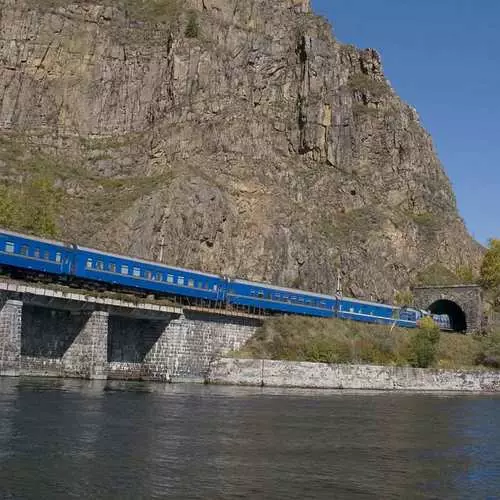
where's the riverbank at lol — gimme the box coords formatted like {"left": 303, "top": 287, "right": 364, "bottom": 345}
{"left": 236, "top": 315, "right": 500, "bottom": 370}
{"left": 206, "top": 358, "right": 500, "bottom": 392}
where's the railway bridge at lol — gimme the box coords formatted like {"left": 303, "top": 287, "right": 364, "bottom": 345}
{"left": 412, "top": 284, "right": 483, "bottom": 334}
{"left": 0, "top": 280, "right": 261, "bottom": 381}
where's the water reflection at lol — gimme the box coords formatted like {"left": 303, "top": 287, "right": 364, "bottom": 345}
{"left": 0, "top": 379, "right": 499, "bottom": 499}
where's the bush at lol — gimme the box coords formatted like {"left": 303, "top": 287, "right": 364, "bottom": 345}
{"left": 394, "top": 290, "right": 414, "bottom": 307}
{"left": 185, "top": 11, "right": 199, "bottom": 38}
{"left": 0, "top": 179, "right": 61, "bottom": 238}
{"left": 480, "top": 239, "right": 500, "bottom": 306}
{"left": 475, "top": 329, "right": 500, "bottom": 368}
{"left": 408, "top": 317, "right": 440, "bottom": 368}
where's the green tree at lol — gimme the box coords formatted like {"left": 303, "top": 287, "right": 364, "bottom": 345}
{"left": 480, "top": 239, "right": 500, "bottom": 290}
{"left": 0, "top": 179, "right": 60, "bottom": 237}
{"left": 408, "top": 316, "right": 440, "bottom": 368}
{"left": 0, "top": 186, "right": 18, "bottom": 227}
{"left": 24, "top": 179, "right": 60, "bottom": 237}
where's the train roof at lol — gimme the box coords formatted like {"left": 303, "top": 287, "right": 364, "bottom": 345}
{"left": 231, "top": 278, "right": 398, "bottom": 308}
{"left": 0, "top": 228, "right": 67, "bottom": 248}
{"left": 0, "top": 227, "right": 221, "bottom": 279}
{"left": 77, "top": 245, "right": 222, "bottom": 279}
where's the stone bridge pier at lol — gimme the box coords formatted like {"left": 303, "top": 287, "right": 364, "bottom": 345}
{"left": 412, "top": 285, "right": 483, "bottom": 334}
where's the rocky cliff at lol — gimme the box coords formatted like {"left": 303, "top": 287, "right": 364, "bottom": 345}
{"left": 0, "top": 0, "right": 483, "bottom": 300}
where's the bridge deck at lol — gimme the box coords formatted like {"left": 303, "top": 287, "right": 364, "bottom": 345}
{"left": 0, "top": 279, "right": 265, "bottom": 321}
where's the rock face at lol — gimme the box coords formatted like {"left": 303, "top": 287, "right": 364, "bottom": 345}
{"left": 0, "top": 0, "right": 483, "bottom": 300}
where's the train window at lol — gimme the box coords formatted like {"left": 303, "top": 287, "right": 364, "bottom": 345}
{"left": 203, "top": 282, "right": 209, "bottom": 289}
{"left": 188, "top": 279, "right": 194, "bottom": 288}
{"left": 178, "top": 277, "right": 185, "bottom": 286}
{"left": 109, "top": 263, "right": 116, "bottom": 273}
{"left": 121, "top": 265, "right": 129, "bottom": 275}
{"left": 197, "top": 281, "right": 202, "bottom": 289}
{"left": 44, "top": 250, "right": 50, "bottom": 260}
{"left": 258, "top": 291, "right": 264, "bottom": 298}
{"left": 20, "top": 245, "right": 28, "bottom": 256}
{"left": 167, "top": 274, "right": 174, "bottom": 284}
{"left": 86, "top": 258, "right": 93, "bottom": 269}
{"left": 213, "top": 284, "right": 218, "bottom": 291}
{"left": 55, "top": 252, "right": 62, "bottom": 263}
{"left": 145, "top": 270, "right": 152, "bottom": 280}
{"left": 250, "top": 291, "right": 256, "bottom": 296}
{"left": 96, "top": 260, "right": 104, "bottom": 270}
{"left": 34, "top": 248, "right": 40, "bottom": 258}
{"left": 4, "top": 242, "right": 15, "bottom": 253}
{"left": 133, "top": 267, "right": 141, "bottom": 277}
{"left": 156, "top": 273, "right": 162, "bottom": 282}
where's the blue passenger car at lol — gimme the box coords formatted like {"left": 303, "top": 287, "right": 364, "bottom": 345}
{"left": 73, "top": 246, "right": 225, "bottom": 302}
{"left": 227, "top": 279, "right": 336, "bottom": 317}
{"left": 0, "top": 229, "right": 73, "bottom": 276}
{"left": 337, "top": 297, "right": 396, "bottom": 324}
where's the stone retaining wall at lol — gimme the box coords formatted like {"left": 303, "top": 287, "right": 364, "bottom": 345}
{"left": 207, "top": 358, "right": 500, "bottom": 392}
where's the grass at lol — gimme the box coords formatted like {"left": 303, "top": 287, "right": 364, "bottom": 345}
{"left": 233, "top": 315, "right": 500, "bottom": 370}
{"left": 415, "top": 264, "right": 464, "bottom": 287}
{"left": 347, "top": 73, "right": 390, "bottom": 99}
{"left": 0, "top": 131, "right": 172, "bottom": 241}
{"left": 26, "top": 0, "right": 183, "bottom": 24}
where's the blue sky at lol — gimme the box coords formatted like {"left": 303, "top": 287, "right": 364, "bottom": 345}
{"left": 311, "top": 0, "right": 499, "bottom": 245}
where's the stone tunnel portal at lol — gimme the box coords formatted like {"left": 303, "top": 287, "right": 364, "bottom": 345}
{"left": 429, "top": 300, "right": 467, "bottom": 333}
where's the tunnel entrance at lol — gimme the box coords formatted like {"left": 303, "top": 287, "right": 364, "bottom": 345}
{"left": 429, "top": 300, "right": 467, "bottom": 333}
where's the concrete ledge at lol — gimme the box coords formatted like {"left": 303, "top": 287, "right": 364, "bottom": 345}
{"left": 0, "top": 279, "right": 183, "bottom": 315}
{"left": 207, "top": 358, "right": 500, "bottom": 392}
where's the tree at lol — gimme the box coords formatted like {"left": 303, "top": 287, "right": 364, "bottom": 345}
{"left": 480, "top": 239, "right": 500, "bottom": 310}
{"left": 408, "top": 316, "right": 440, "bottom": 368}
{"left": 480, "top": 239, "right": 500, "bottom": 290}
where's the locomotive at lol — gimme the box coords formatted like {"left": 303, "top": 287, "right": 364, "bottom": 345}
{"left": 0, "top": 228, "right": 451, "bottom": 330}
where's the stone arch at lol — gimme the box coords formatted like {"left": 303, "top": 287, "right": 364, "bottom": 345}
{"left": 428, "top": 299, "right": 467, "bottom": 333}
{"left": 412, "top": 285, "right": 483, "bottom": 334}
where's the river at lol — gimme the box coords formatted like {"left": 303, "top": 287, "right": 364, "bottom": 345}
{"left": 0, "top": 378, "right": 499, "bottom": 499}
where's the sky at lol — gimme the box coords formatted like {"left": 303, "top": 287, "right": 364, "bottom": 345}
{"left": 311, "top": 0, "right": 499, "bottom": 245}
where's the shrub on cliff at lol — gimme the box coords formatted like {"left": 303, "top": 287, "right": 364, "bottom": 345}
{"left": 408, "top": 317, "right": 440, "bottom": 368}
{"left": 480, "top": 239, "right": 500, "bottom": 307}
{"left": 185, "top": 11, "right": 199, "bottom": 38}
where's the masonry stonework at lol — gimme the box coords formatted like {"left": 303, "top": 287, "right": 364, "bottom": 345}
{"left": 412, "top": 285, "right": 483, "bottom": 333}
{"left": 62, "top": 311, "right": 109, "bottom": 380}
{"left": 108, "top": 312, "right": 260, "bottom": 382}
{"left": 208, "top": 358, "right": 500, "bottom": 392}
{"left": 0, "top": 287, "right": 261, "bottom": 382}
{"left": 0, "top": 299, "right": 22, "bottom": 376}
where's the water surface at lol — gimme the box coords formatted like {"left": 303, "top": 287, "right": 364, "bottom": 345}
{"left": 0, "top": 378, "right": 499, "bottom": 499}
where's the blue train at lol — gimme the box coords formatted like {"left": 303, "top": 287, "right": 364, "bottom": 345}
{"left": 0, "top": 228, "right": 451, "bottom": 330}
